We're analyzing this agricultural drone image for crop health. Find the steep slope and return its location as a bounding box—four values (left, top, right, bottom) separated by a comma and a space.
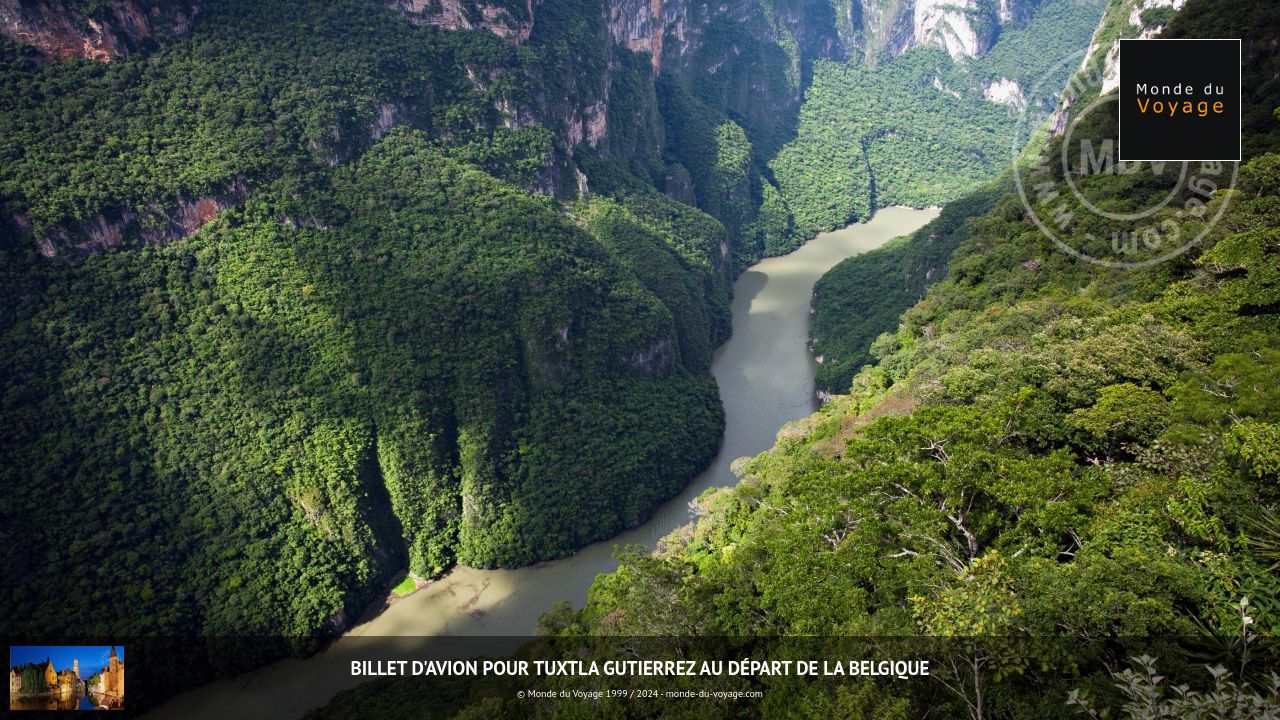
0, 0, 735, 648
0, 0, 1102, 262
0, 125, 728, 631
811, 181, 1005, 395
808, 0, 1186, 395
0, 0, 199, 61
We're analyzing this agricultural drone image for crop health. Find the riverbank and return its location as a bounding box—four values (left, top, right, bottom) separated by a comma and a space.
346, 572, 435, 630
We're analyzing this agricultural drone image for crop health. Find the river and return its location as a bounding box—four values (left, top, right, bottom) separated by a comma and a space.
146, 205, 940, 720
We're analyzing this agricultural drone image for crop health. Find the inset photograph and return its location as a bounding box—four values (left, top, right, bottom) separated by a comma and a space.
9, 646, 124, 711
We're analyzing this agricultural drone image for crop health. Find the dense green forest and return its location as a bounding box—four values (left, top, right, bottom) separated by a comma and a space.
0, 124, 726, 636
0, 0, 735, 654
0, 0, 650, 241
810, 0, 1280, 395
0, 0, 1115, 711
802, 0, 1251, 397
310, 2, 1280, 717
598, 0, 1107, 260
811, 181, 1005, 394
766, 0, 1107, 381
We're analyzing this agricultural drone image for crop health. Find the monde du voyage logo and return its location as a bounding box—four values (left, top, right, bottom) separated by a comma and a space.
1014, 38, 1242, 268
1119, 38, 1241, 163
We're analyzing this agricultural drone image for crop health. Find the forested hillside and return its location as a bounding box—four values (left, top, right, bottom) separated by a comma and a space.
811, 182, 1005, 394
0, 0, 1107, 638
0, 0, 738, 648
0, 121, 728, 634
799, 0, 1110, 394
307, 1, 1280, 717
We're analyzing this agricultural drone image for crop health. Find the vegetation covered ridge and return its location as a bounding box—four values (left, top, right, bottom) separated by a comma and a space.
0, 0, 732, 668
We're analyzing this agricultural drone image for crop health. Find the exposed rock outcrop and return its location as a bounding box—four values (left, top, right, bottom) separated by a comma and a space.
33, 181, 245, 259
390, 0, 539, 41
0, 0, 198, 61
913, 0, 987, 60
371, 103, 400, 141
1099, 0, 1186, 93
623, 336, 676, 374
837, 0, 1036, 64
984, 77, 1026, 109
7, 0, 1088, 263
1048, 0, 1186, 135
607, 0, 691, 72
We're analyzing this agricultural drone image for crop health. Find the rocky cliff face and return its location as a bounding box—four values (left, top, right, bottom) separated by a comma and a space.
387, 0, 1037, 74
912, 0, 994, 59
0, 0, 198, 61
30, 181, 245, 259
607, 0, 841, 75
391, 0, 539, 41
1048, 0, 1185, 134
1101, 0, 1185, 91
590, 0, 1047, 158
829, 0, 1037, 64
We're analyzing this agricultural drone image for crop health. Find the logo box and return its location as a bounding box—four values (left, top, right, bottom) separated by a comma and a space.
1118, 38, 1241, 162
